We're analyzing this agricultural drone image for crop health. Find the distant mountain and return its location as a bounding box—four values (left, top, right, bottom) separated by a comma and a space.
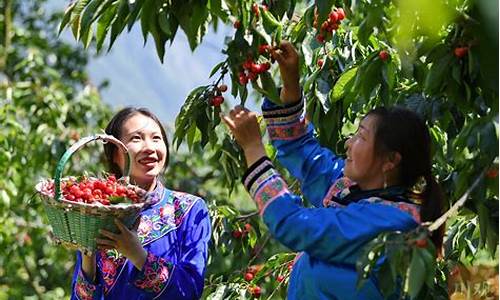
86, 26, 231, 125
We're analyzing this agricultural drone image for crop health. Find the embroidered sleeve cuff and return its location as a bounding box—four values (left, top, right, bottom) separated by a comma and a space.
75, 268, 99, 300
242, 157, 289, 215
262, 98, 307, 140
133, 251, 174, 295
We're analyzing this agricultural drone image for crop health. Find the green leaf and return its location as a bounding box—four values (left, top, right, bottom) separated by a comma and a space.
96, 3, 117, 52
174, 86, 208, 148
209, 61, 225, 78
360, 58, 383, 100
71, 0, 92, 40
424, 55, 452, 94
382, 61, 397, 91
262, 9, 281, 33
149, 14, 168, 62
253, 72, 280, 104
108, 0, 129, 51
80, 0, 104, 40
58, 1, 78, 35
330, 67, 357, 102
407, 248, 426, 299
127, 0, 144, 31
171, 1, 209, 51
140, 0, 154, 45
158, 9, 172, 37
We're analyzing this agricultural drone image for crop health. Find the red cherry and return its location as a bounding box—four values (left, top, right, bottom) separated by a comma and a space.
238, 72, 248, 85
250, 63, 263, 74
316, 34, 325, 43
321, 21, 329, 31
211, 96, 224, 107
329, 22, 339, 31
258, 44, 270, 55
242, 59, 253, 70
454, 47, 469, 58
415, 238, 428, 248
261, 62, 271, 72
379, 50, 389, 61
217, 84, 228, 92
317, 59, 324, 68
234, 20, 241, 29
244, 272, 254, 281
329, 11, 338, 23
232, 230, 243, 238
251, 286, 261, 297
244, 223, 252, 232
336, 8, 345, 20
486, 167, 498, 178
247, 71, 258, 81
276, 275, 285, 282
252, 3, 259, 17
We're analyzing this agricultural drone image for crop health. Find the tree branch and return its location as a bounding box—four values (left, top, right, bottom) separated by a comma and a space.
427, 168, 486, 232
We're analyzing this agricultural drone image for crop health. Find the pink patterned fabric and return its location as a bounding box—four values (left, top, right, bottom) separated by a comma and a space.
75, 269, 97, 300
322, 177, 354, 207
133, 252, 174, 294
267, 119, 308, 140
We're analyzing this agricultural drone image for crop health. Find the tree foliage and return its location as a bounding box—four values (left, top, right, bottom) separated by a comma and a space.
0, 0, 498, 299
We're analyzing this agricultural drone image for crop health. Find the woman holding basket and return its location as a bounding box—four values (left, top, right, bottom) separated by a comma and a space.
71, 107, 211, 299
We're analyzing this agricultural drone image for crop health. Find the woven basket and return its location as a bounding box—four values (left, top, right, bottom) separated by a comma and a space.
35, 134, 154, 255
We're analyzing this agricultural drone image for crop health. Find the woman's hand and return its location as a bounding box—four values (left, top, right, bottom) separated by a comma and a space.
271, 41, 301, 104
97, 218, 147, 270
221, 106, 267, 166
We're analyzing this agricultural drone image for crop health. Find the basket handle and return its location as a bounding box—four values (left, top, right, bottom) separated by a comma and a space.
54, 134, 131, 201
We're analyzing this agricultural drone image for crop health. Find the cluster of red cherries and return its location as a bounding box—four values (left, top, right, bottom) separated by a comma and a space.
314, 7, 346, 43
42, 175, 144, 205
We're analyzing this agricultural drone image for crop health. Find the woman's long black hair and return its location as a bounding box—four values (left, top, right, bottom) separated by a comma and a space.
367, 107, 445, 251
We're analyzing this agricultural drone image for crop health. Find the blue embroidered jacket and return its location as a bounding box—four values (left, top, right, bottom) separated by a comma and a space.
70, 183, 211, 300
241, 98, 421, 300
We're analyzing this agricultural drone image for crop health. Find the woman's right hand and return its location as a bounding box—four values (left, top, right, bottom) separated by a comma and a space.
271, 41, 301, 105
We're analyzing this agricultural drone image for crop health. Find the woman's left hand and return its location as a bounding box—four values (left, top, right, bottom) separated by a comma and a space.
221, 106, 267, 166
97, 218, 147, 269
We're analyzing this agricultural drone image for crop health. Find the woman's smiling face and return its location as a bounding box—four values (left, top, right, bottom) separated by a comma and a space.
344, 114, 386, 189
113, 113, 167, 189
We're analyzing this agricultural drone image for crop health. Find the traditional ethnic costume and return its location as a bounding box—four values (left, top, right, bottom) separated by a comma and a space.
242, 98, 422, 299
71, 182, 211, 300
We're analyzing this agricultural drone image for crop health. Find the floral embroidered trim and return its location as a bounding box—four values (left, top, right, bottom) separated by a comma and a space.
364, 197, 421, 223
322, 177, 354, 207
255, 176, 288, 215
249, 168, 278, 197
98, 250, 126, 295
75, 268, 97, 300
134, 252, 174, 294
137, 191, 199, 245
266, 118, 308, 140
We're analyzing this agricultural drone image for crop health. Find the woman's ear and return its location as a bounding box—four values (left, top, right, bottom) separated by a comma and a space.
382, 151, 402, 173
